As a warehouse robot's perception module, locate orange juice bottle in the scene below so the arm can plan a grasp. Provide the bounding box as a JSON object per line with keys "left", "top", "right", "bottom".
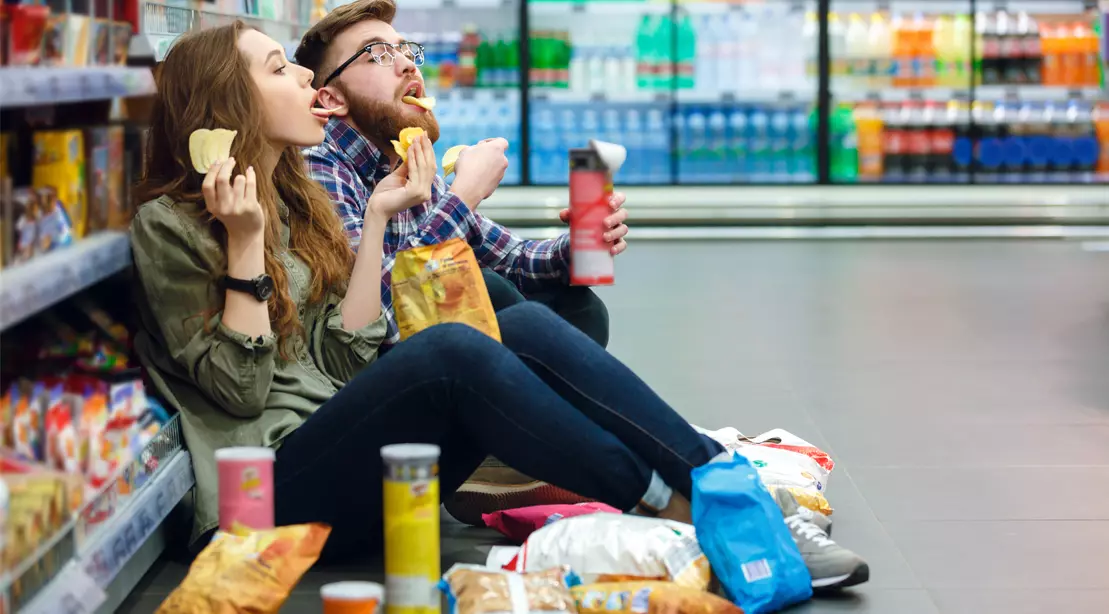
{"left": 855, "top": 104, "right": 885, "bottom": 180}
{"left": 1040, "top": 24, "right": 1061, "bottom": 85}
{"left": 915, "top": 13, "right": 936, "bottom": 87}
{"left": 1094, "top": 102, "right": 1109, "bottom": 176}
{"left": 1077, "top": 20, "right": 1100, "bottom": 86}
{"left": 1061, "top": 23, "right": 1084, "bottom": 86}
{"left": 892, "top": 15, "right": 914, "bottom": 87}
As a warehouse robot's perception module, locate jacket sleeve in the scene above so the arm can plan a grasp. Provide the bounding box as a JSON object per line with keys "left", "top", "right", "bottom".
{"left": 131, "top": 202, "right": 276, "bottom": 418}
{"left": 307, "top": 293, "right": 389, "bottom": 385}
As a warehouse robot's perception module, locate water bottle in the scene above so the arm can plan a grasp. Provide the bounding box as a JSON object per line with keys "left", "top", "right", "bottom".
{"left": 623, "top": 108, "right": 645, "bottom": 183}
{"left": 791, "top": 106, "right": 815, "bottom": 182}
{"left": 644, "top": 107, "right": 669, "bottom": 183}
{"left": 673, "top": 108, "right": 689, "bottom": 182}
{"left": 748, "top": 105, "right": 770, "bottom": 182}
{"left": 727, "top": 107, "right": 749, "bottom": 181}
{"left": 769, "top": 108, "right": 792, "bottom": 182}
{"left": 706, "top": 108, "right": 727, "bottom": 183}
{"left": 1070, "top": 100, "right": 1100, "bottom": 184}
{"left": 494, "top": 100, "right": 521, "bottom": 184}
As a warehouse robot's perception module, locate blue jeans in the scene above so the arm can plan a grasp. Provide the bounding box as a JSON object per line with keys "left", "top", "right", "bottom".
{"left": 482, "top": 268, "right": 610, "bottom": 348}
{"left": 273, "top": 302, "right": 722, "bottom": 560}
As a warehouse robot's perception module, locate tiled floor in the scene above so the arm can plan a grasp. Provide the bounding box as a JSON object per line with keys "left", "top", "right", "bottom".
{"left": 118, "top": 239, "right": 1109, "bottom": 613}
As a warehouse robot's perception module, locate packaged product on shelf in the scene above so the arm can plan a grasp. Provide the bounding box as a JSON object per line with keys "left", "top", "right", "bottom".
{"left": 35, "top": 187, "right": 75, "bottom": 252}
{"left": 12, "top": 189, "right": 39, "bottom": 264}
{"left": 8, "top": 382, "right": 44, "bottom": 463}
{"left": 64, "top": 14, "right": 90, "bottom": 66}
{"left": 112, "top": 21, "right": 132, "bottom": 65}
{"left": 7, "top": 4, "right": 49, "bottom": 66}
{"left": 156, "top": 523, "right": 331, "bottom": 614}
{"left": 0, "top": 177, "right": 9, "bottom": 268}
{"left": 439, "top": 564, "right": 578, "bottom": 614}
{"left": 41, "top": 12, "right": 66, "bottom": 66}
{"left": 503, "top": 514, "right": 711, "bottom": 591}
{"left": 43, "top": 383, "right": 82, "bottom": 474}
{"left": 483, "top": 502, "right": 620, "bottom": 542}
{"left": 32, "top": 130, "right": 88, "bottom": 239}
{"left": 90, "top": 18, "right": 111, "bottom": 66}
{"left": 86, "top": 126, "right": 125, "bottom": 233}
{"left": 572, "top": 581, "right": 743, "bottom": 614}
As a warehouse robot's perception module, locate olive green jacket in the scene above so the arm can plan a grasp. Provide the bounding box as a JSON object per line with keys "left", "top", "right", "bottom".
{"left": 130, "top": 196, "right": 388, "bottom": 542}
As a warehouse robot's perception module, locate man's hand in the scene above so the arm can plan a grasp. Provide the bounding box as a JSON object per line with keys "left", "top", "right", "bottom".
{"left": 559, "top": 191, "right": 628, "bottom": 256}
{"left": 450, "top": 137, "right": 509, "bottom": 207}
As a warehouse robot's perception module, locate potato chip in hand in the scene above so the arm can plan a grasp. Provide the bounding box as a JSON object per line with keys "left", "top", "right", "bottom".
{"left": 189, "top": 128, "right": 238, "bottom": 174}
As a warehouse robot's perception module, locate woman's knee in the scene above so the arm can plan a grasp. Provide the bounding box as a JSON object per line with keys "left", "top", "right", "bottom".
{"left": 408, "top": 322, "right": 510, "bottom": 365}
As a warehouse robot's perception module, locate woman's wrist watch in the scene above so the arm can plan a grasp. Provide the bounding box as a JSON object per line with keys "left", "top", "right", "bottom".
{"left": 222, "top": 274, "right": 275, "bottom": 302}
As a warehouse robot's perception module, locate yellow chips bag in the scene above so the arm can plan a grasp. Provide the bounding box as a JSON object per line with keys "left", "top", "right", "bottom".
{"left": 392, "top": 238, "right": 501, "bottom": 342}
{"left": 156, "top": 523, "right": 330, "bottom": 613}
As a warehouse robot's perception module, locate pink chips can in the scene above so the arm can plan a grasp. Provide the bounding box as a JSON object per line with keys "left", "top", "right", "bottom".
{"left": 215, "top": 446, "right": 275, "bottom": 531}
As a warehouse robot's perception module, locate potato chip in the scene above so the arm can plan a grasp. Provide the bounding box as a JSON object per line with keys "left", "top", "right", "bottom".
{"left": 188, "top": 128, "right": 237, "bottom": 174}
{"left": 402, "top": 95, "right": 436, "bottom": 110}
{"left": 441, "top": 144, "right": 467, "bottom": 176}
{"left": 390, "top": 126, "right": 426, "bottom": 162}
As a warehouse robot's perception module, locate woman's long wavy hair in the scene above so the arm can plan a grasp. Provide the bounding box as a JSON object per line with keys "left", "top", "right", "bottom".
{"left": 136, "top": 21, "right": 354, "bottom": 359}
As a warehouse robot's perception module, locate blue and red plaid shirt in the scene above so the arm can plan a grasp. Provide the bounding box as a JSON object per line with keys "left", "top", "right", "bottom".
{"left": 304, "top": 118, "right": 570, "bottom": 346}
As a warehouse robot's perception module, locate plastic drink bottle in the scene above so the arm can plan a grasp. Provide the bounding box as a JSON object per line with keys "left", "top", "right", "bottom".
{"left": 801, "top": 11, "right": 819, "bottom": 82}
{"left": 932, "top": 14, "right": 955, "bottom": 87}
{"left": 569, "top": 140, "right": 625, "bottom": 286}
{"left": 382, "top": 444, "right": 441, "bottom": 614}
{"left": 1093, "top": 102, "right": 1109, "bottom": 177}
{"left": 855, "top": 103, "right": 884, "bottom": 181}
{"left": 1061, "top": 23, "right": 1082, "bottom": 87}
{"left": 892, "top": 14, "right": 913, "bottom": 87}
{"left": 951, "top": 14, "right": 973, "bottom": 88}
{"left": 677, "top": 15, "right": 696, "bottom": 90}
{"left": 844, "top": 13, "right": 869, "bottom": 88}
{"left": 1041, "top": 24, "right": 1061, "bottom": 86}
{"left": 867, "top": 13, "right": 892, "bottom": 88}
{"left": 828, "top": 12, "right": 847, "bottom": 80}
{"left": 1078, "top": 21, "right": 1100, "bottom": 86}
{"left": 913, "top": 12, "right": 936, "bottom": 87}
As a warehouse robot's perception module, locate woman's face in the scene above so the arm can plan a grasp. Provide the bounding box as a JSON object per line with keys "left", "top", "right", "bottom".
{"left": 237, "top": 29, "right": 328, "bottom": 148}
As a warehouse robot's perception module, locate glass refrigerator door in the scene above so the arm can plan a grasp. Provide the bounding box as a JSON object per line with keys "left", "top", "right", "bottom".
{"left": 675, "top": 0, "right": 818, "bottom": 184}
{"left": 830, "top": 0, "right": 976, "bottom": 185}
{"left": 394, "top": 0, "right": 523, "bottom": 185}
{"left": 526, "top": 0, "right": 675, "bottom": 186}
{"left": 972, "top": 0, "right": 1106, "bottom": 184}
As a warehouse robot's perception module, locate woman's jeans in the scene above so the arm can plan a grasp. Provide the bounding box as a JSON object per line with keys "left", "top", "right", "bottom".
{"left": 273, "top": 302, "right": 722, "bottom": 560}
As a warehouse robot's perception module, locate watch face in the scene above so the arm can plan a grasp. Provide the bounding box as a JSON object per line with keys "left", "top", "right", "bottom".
{"left": 256, "top": 275, "right": 275, "bottom": 301}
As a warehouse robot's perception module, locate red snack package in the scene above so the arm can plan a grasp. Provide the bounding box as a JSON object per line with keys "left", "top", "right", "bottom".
{"left": 483, "top": 502, "right": 620, "bottom": 543}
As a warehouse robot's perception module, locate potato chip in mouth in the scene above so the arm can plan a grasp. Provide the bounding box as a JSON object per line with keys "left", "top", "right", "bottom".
{"left": 188, "top": 128, "right": 238, "bottom": 174}
{"left": 401, "top": 95, "right": 436, "bottom": 111}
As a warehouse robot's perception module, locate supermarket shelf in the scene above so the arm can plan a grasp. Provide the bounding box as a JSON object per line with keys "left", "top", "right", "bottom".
{"left": 0, "top": 67, "right": 155, "bottom": 109}
{"left": 833, "top": 85, "right": 1107, "bottom": 103}
{"left": 0, "top": 231, "right": 132, "bottom": 333}
{"left": 404, "top": 0, "right": 515, "bottom": 8}
{"left": 480, "top": 185, "right": 1109, "bottom": 224}
{"left": 531, "top": 89, "right": 670, "bottom": 104}
{"left": 19, "top": 451, "right": 195, "bottom": 614}
{"left": 831, "top": 0, "right": 1091, "bottom": 14}
{"left": 530, "top": 0, "right": 672, "bottom": 16}
{"left": 677, "top": 89, "right": 817, "bottom": 105}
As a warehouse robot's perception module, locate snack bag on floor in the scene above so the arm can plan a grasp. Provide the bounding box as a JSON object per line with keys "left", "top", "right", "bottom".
{"left": 439, "top": 564, "right": 578, "bottom": 614}
{"left": 503, "top": 514, "right": 712, "bottom": 591}
{"left": 692, "top": 452, "right": 811, "bottom": 614}
{"left": 572, "top": 581, "right": 744, "bottom": 614}
{"left": 392, "top": 237, "right": 501, "bottom": 342}
{"left": 156, "top": 523, "right": 330, "bottom": 613}
{"left": 483, "top": 501, "right": 620, "bottom": 542}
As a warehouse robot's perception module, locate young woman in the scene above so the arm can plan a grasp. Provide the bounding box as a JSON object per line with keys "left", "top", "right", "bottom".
{"left": 133, "top": 22, "right": 720, "bottom": 560}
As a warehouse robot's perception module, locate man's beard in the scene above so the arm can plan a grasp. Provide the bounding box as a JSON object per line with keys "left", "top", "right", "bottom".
{"left": 340, "top": 85, "right": 440, "bottom": 155}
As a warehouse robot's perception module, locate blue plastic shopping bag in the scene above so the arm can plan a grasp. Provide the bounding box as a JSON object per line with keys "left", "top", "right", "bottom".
{"left": 692, "top": 452, "right": 812, "bottom": 614}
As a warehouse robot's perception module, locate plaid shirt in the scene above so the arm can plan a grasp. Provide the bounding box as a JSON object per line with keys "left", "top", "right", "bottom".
{"left": 304, "top": 118, "right": 570, "bottom": 346}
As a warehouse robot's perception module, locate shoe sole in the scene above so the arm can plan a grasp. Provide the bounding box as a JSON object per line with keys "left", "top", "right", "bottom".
{"left": 445, "top": 482, "right": 593, "bottom": 526}
{"left": 812, "top": 562, "right": 870, "bottom": 590}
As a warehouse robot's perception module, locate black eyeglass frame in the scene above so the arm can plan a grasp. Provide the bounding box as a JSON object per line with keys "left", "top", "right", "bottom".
{"left": 322, "top": 41, "right": 425, "bottom": 87}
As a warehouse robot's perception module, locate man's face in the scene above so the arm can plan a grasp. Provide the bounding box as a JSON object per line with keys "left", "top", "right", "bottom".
{"left": 317, "top": 19, "right": 439, "bottom": 153}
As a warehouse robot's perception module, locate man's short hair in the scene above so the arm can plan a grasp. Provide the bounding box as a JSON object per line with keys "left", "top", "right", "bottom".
{"left": 295, "top": 0, "right": 397, "bottom": 88}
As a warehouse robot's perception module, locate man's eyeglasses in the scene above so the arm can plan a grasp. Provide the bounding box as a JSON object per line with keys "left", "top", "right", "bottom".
{"left": 323, "top": 41, "right": 425, "bottom": 86}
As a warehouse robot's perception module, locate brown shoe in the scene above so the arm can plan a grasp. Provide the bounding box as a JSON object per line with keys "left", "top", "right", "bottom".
{"left": 444, "top": 457, "right": 592, "bottom": 527}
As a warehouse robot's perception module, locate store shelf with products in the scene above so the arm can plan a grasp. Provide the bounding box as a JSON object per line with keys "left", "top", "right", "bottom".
{"left": 0, "top": 66, "right": 155, "bottom": 109}
{"left": 134, "top": 0, "right": 312, "bottom": 61}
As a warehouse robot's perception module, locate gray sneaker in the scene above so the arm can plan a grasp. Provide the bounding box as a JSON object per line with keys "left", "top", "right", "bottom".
{"left": 794, "top": 503, "right": 833, "bottom": 537}
{"left": 772, "top": 489, "right": 869, "bottom": 590}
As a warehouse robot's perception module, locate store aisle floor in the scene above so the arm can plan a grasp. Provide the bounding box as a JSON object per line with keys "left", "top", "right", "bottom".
{"left": 120, "top": 239, "right": 1109, "bottom": 613}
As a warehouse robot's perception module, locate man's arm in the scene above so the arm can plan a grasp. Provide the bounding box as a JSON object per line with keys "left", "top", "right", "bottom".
{"left": 470, "top": 212, "right": 571, "bottom": 293}
{"left": 304, "top": 145, "right": 372, "bottom": 251}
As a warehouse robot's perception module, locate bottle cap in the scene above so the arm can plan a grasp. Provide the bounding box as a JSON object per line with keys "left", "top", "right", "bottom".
{"left": 588, "top": 139, "right": 627, "bottom": 173}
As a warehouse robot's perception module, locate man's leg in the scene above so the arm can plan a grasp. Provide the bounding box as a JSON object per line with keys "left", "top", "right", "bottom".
{"left": 482, "top": 268, "right": 527, "bottom": 312}
{"left": 482, "top": 268, "right": 610, "bottom": 349}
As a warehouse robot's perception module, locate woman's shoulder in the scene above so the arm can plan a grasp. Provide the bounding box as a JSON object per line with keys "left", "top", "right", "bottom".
{"left": 131, "top": 196, "right": 217, "bottom": 259}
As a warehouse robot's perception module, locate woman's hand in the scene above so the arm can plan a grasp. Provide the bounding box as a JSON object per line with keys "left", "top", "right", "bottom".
{"left": 202, "top": 158, "right": 263, "bottom": 240}
{"left": 367, "top": 134, "right": 436, "bottom": 222}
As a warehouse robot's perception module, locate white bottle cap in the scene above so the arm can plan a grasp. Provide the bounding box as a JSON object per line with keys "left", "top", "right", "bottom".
{"left": 588, "top": 139, "right": 627, "bottom": 173}
{"left": 214, "top": 447, "right": 276, "bottom": 462}
{"left": 321, "top": 581, "right": 385, "bottom": 602}
{"left": 381, "top": 443, "right": 441, "bottom": 464}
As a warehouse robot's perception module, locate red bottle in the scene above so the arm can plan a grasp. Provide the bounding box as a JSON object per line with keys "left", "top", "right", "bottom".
{"left": 568, "top": 140, "right": 626, "bottom": 286}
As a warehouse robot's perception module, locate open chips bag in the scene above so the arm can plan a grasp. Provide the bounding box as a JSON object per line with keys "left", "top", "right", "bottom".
{"left": 392, "top": 238, "right": 501, "bottom": 342}
{"left": 156, "top": 523, "right": 330, "bottom": 613}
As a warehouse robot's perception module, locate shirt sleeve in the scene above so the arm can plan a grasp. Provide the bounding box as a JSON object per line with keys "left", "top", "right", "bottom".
{"left": 469, "top": 212, "right": 571, "bottom": 293}
{"left": 305, "top": 145, "right": 368, "bottom": 251}
{"left": 130, "top": 202, "right": 276, "bottom": 418}
{"left": 308, "top": 293, "right": 389, "bottom": 385}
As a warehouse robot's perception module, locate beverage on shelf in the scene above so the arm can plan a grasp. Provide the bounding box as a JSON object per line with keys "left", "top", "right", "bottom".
{"left": 676, "top": 103, "right": 815, "bottom": 184}
{"left": 676, "top": 14, "right": 696, "bottom": 90}
{"left": 1095, "top": 102, "right": 1109, "bottom": 178}
{"left": 867, "top": 12, "right": 893, "bottom": 89}
{"left": 830, "top": 103, "right": 858, "bottom": 183}
{"left": 855, "top": 104, "right": 883, "bottom": 181}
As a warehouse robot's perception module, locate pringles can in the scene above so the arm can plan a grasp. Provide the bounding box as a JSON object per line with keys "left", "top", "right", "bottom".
{"left": 215, "top": 446, "right": 274, "bottom": 531}
{"left": 568, "top": 139, "right": 627, "bottom": 286}
{"left": 381, "top": 444, "right": 441, "bottom": 614}
{"left": 321, "top": 581, "right": 384, "bottom": 614}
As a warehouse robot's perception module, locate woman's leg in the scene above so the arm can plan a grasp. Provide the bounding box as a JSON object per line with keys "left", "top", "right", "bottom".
{"left": 496, "top": 302, "right": 724, "bottom": 501}
{"left": 273, "top": 323, "right": 659, "bottom": 560}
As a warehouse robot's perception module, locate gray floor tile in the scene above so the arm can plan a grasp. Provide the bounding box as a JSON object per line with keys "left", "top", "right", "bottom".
{"left": 884, "top": 520, "right": 1109, "bottom": 589}
{"left": 810, "top": 421, "right": 1109, "bottom": 468}
{"left": 850, "top": 466, "right": 1109, "bottom": 521}
{"left": 928, "top": 589, "right": 1109, "bottom": 614}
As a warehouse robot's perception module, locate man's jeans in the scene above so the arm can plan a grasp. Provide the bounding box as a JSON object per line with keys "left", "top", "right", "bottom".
{"left": 482, "top": 268, "right": 610, "bottom": 348}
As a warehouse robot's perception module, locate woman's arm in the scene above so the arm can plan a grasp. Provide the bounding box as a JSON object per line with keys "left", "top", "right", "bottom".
{"left": 339, "top": 211, "right": 388, "bottom": 330}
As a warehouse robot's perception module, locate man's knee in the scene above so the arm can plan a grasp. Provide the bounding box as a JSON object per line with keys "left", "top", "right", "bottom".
{"left": 482, "top": 268, "right": 527, "bottom": 313}
{"left": 546, "top": 287, "right": 610, "bottom": 348}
